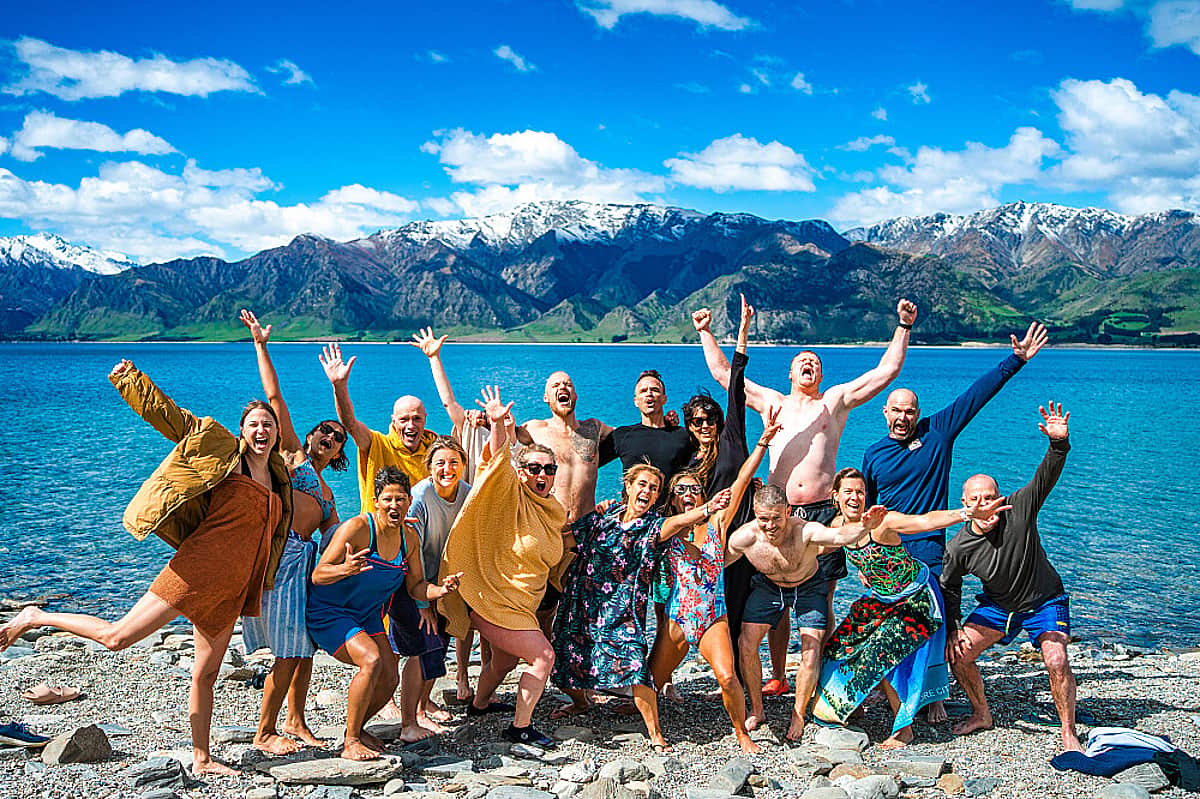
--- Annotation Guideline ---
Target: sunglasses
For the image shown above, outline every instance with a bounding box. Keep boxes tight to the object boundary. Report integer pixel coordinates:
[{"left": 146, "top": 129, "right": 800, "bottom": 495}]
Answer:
[
  {"left": 520, "top": 462, "right": 558, "bottom": 476},
  {"left": 317, "top": 422, "right": 347, "bottom": 444},
  {"left": 687, "top": 415, "right": 716, "bottom": 427},
  {"left": 673, "top": 484, "right": 704, "bottom": 496}
]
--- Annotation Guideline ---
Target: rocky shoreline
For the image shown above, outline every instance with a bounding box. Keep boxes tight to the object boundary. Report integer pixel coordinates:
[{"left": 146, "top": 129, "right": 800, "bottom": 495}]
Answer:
[{"left": 1, "top": 604, "right": 1198, "bottom": 799}]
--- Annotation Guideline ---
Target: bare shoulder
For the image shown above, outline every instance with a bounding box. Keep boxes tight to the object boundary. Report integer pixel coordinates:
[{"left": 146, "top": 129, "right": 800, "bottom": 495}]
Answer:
[
  {"left": 575, "top": 418, "right": 603, "bottom": 440},
  {"left": 728, "top": 520, "right": 757, "bottom": 551}
]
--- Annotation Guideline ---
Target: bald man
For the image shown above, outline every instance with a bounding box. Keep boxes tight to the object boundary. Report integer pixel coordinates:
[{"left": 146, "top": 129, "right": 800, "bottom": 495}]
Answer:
[
  {"left": 941, "top": 403, "right": 1080, "bottom": 752},
  {"left": 320, "top": 343, "right": 440, "bottom": 513}
]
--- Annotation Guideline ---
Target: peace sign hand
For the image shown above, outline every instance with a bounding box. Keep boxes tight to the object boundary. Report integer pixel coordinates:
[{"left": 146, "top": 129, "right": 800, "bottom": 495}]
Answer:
[
  {"left": 341, "top": 543, "right": 372, "bottom": 577},
  {"left": 758, "top": 405, "right": 783, "bottom": 447}
]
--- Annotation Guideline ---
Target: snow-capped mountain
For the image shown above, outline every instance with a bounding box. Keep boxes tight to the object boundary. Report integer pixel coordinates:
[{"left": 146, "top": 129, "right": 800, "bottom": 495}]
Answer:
[{"left": 0, "top": 233, "right": 134, "bottom": 275}]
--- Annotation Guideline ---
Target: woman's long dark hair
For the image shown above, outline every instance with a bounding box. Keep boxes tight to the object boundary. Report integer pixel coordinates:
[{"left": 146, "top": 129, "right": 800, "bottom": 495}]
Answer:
[{"left": 683, "top": 393, "right": 724, "bottom": 486}]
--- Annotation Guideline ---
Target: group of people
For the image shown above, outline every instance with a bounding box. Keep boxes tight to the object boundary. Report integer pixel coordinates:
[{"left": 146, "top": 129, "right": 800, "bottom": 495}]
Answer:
[{"left": 0, "top": 298, "right": 1087, "bottom": 776}]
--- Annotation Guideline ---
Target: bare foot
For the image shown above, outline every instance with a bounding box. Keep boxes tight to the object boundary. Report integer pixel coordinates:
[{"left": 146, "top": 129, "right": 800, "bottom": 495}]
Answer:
[
  {"left": 737, "top": 735, "right": 762, "bottom": 754},
  {"left": 193, "top": 756, "right": 239, "bottom": 776},
  {"left": 785, "top": 708, "right": 806, "bottom": 742},
  {"left": 1060, "top": 732, "right": 1084, "bottom": 753},
  {"left": 281, "top": 723, "right": 325, "bottom": 747},
  {"left": 253, "top": 732, "right": 300, "bottom": 756},
  {"left": 661, "top": 682, "right": 682, "bottom": 703},
  {"left": 952, "top": 713, "right": 993, "bottom": 736},
  {"left": 360, "top": 730, "right": 387, "bottom": 751},
  {"left": 377, "top": 699, "right": 403, "bottom": 720},
  {"left": 550, "top": 700, "right": 592, "bottom": 720},
  {"left": 423, "top": 704, "right": 454, "bottom": 723},
  {"left": 924, "top": 700, "right": 948, "bottom": 724},
  {"left": 416, "top": 714, "right": 448, "bottom": 734},
  {"left": 341, "top": 738, "right": 382, "bottom": 761},
  {"left": 0, "top": 606, "right": 42, "bottom": 650},
  {"left": 878, "top": 726, "right": 914, "bottom": 749},
  {"left": 745, "top": 713, "right": 763, "bottom": 732},
  {"left": 399, "top": 723, "right": 434, "bottom": 743}
]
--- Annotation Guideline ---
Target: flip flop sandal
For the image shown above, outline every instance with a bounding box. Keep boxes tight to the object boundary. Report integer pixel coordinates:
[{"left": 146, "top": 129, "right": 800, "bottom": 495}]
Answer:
[{"left": 21, "top": 684, "right": 81, "bottom": 705}]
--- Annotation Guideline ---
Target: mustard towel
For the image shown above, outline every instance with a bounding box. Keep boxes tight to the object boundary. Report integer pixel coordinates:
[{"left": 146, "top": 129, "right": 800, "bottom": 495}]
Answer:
[{"left": 441, "top": 451, "right": 566, "bottom": 638}]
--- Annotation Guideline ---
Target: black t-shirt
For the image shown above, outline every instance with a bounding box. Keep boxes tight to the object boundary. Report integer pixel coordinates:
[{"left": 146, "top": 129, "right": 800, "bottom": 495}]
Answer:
[{"left": 600, "top": 423, "right": 695, "bottom": 506}]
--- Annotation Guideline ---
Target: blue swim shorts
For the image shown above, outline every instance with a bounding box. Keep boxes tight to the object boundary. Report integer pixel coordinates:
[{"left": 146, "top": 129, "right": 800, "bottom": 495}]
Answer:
[
  {"left": 306, "top": 604, "right": 387, "bottom": 656},
  {"left": 965, "top": 593, "right": 1070, "bottom": 646},
  {"left": 742, "top": 571, "right": 828, "bottom": 631}
]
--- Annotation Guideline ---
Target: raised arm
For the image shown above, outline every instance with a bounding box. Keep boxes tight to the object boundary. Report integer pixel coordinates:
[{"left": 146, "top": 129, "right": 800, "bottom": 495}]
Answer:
[
  {"left": 476, "top": 385, "right": 514, "bottom": 461},
  {"left": 1007, "top": 402, "right": 1071, "bottom": 515},
  {"left": 319, "top": 343, "right": 372, "bottom": 454},
  {"left": 693, "top": 304, "right": 778, "bottom": 413},
  {"left": 880, "top": 496, "right": 1011, "bottom": 538},
  {"left": 717, "top": 405, "right": 782, "bottom": 531},
  {"left": 660, "top": 488, "right": 731, "bottom": 542},
  {"left": 411, "top": 327, "right": 467, "bottom": 430},
  {"left": 240, "top": 309, "right": 301, "bottom": 454},
  {"left": 109, "top": 360, "right": 203, "bottom": 443},
  {"left": 837, "top": 299, "right": 916, "bottom": 409},
  {"left": 806, "top": 505, "right": 888, "bottom": 546}
]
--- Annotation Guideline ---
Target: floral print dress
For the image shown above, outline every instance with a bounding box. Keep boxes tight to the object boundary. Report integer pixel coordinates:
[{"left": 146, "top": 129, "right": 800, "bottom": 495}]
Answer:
[{"left": 551, "top": 505, "right": 663, "bottom": 692}]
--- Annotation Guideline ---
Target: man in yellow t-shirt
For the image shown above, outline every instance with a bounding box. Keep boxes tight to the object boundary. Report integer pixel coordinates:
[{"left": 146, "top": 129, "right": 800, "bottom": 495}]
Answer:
[{"left": 320, "top": 343, "right": 439, "bottom": 512}]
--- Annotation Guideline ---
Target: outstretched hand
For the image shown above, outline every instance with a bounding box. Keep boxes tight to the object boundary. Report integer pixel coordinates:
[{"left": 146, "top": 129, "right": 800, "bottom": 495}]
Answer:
[
  {"left": 410, "top": 326, "right": 447, "bottom": 358},
  {"left": 1011, "top": 321, "right": 1049, "bottom": 362},
  {"left": 476, "top": 385, "right": 514, "bottom": 424},
  {"left": 966, "top": 496, "right": 1012, "bottom": 523},
  {"left": 239, "top": 309, "right": 271, "bottom": 344},
  {"left": 861, "top": 504, "right": 888, "bottom": 530},
  {"left": 319, "top": 343, "right": 355, "bottom": 384},
  {"left": 692, "top": 308, "right": 712, "bottom": 334},
  {"left": 897, "top": 299, "right": 917, "bottom": 326},
  {"left": 110, "top": 358, "right": 133, "bottom": 378},
  {"left": 1038, "top": 401, "right": 1070, "bottom": 440},
  {"left": 758, "top": 405, "right": 783, "bottom": 446}
]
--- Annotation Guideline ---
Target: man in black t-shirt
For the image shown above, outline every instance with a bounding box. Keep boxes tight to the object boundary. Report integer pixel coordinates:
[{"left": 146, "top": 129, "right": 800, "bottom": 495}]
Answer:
[{"left": 599, "top": 369, "right": 694, "bottom": 503}]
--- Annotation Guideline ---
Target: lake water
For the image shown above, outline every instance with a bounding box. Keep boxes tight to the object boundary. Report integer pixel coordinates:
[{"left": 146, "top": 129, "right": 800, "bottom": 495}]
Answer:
[{"left": 2, "top": 342, "right": 1197, "bottom": 647}]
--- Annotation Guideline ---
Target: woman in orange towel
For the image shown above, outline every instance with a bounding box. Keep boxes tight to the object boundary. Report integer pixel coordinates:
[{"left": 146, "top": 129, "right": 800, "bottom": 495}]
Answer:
[{"left": 0, "top": 359, "right": 293, "bottom": 776}]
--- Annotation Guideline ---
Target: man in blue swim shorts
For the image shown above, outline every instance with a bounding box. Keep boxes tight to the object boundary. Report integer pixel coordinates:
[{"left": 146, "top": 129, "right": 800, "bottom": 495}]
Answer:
[{"left": 941, "top": 402, "right": 1082, "bottom": 753}]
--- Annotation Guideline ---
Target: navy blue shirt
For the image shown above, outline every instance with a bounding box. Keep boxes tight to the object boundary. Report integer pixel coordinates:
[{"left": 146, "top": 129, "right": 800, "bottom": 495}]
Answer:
[{"left": 861, "top": 354, "right": 1025, "bottom": 542}]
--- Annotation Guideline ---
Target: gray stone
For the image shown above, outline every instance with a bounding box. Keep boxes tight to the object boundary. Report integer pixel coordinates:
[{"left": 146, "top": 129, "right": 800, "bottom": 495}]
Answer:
[
  {"left": 560, "top": 760, "right": 598, "bottom": 783},
  {"left": 800, "top": 789, "right": 849, "bottom": 799},
  {"left": 316, "top": 688, "right": 342, "bottom": 707},
  {"left": 897, "top": 775, "right": 936, "bottom": 789},
  {"left": 580, "top": 777, "right": 620, "bottom": 799},
  {"left": 684, "top": 789, "right": 734, "bottom": 799},
  {"left": 486, "top": 787, "right": 556, "bottom": 799},
  {"left": 825, "top": 749, "right": 864, "bottom": 766},
  {"left": 139, "top": 790, "right": 181, "bottom": 799},
  {"left": 623, "top": 781, "right": 660, "bottom": 799},
  {"left": 127, "top": 757, "right": 192, "bottom": 790},
  {"left": 269, "top": 755, "right": 405, "bottom": 785},
  {"left": 843, "top": 775, "right": 899, "bottom": 799},
  {"left": 41, "top": 725, "right": 112, "bottom": 765},
  {"left": 813, "top": 727, "right": 870, "bottom": 753},
  {"left": 786, "top": 747, "right": 835, "bottom": 775},
  {"left": 419, "top": 756, "right": 476, "bottom": 775},
  {"left": 309, "top": 788, "right": 355, "bottom": 799},
  {"left": 553, "top": 726, "right": 596, "bottom": 742},
  {"left": 880, "top": 755, "right": 947, "bottom": 778},
  {"left": 964, "top": 777, "right": 1001, "bottom": 797},
  {"left": 642, "top": 756, "right": 676, "bottom": 780},
  {"left": 599, "top": 759, "right": 650, "bottom": 784},
  {"left": 212, "top": 725, "right": 257, "bottom": 744},
  {"left": 552, "top": 781, "right": 583, "bottom": 799},
  {"left": 97, "top": 723, "right": 133, "bottom": 737},
  {"left": 711, "top": 758, "right": 755, "bottom": 794},
  {"left": 1097, "top": 786, "right": 1151, "bottom": 799},
  {"left": 385, "top": 778, "right": 408, "bottom": 796},
  {"left": 246, "top": 788, "right": 278, "bottom": 799},
  {"left": 510, "top": 743, "right": 545, "bottom": 759},
  {"left": 1114, "top": 764, "right": 1170, "bottom": 793},
  {"left": 610, "top": 733, "right": 645, "bottom": 745},
  {"left": 151, "top": 710, "right": 182, "bottom": 730}
]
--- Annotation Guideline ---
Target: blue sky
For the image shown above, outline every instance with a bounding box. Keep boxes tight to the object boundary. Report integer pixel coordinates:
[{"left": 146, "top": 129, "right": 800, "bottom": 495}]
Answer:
[{"left": 1, "top": 0, "right": 1198, "bottom": 262}]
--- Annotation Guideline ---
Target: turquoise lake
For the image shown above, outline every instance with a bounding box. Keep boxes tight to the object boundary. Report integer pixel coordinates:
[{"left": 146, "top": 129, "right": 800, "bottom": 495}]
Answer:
[{"left": 2, "top": 342, "right": 1197, "bottom": 647}]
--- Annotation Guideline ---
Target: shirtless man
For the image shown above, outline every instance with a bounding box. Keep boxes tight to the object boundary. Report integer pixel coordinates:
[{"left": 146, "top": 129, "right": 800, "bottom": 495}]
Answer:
[
  {"left": 698, "top": 298, "right": 917, "bottom": 691},
  {"left": 727, "top": 485, "right": 887, "bottom": 740}
]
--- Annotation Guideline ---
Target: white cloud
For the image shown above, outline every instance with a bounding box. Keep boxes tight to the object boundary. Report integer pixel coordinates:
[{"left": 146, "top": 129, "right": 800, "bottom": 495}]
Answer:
[
  {"left": 426, "top": 50, "right": 449, "bottom": 63},
  {"left": 267, "top": 59, "right": 314, "bottom": 85},
  {"left": 576, "top": 0, "right": 754, "bottom": 30},
  {"left": 872, "top": 106, "right": 888, "bottom": 121},
  {"left": 1148, "top": 1, "right": 1200, "bottom": 54},
  {"left": 665, "top": 133, "right": 816, "bottom": 192},
  {"left": 7, "top": 110, "right": 177, "bottom": 162},
  {"left": 3, "top": 37, "right": 258, "bottom": 101},
  {"left": 790, "top": 72, "right": 813, "bottom": 94},
  {"left": 0, "top": 158, "right": 419, "bottom": 262},
  {"left": 907, "top": 81, "right": 931, "bottom": 104},
  {"left": 838, "top": 135, "right": 896, "bottom": 152},
  {"left": 1066, "top": 0, "right": 1125, "bottom": 9},
  {"left": 738, "top": 83, "right": 753, "bottom": 94},
  {"left": 751, "top": 68, "right": 771, "bottom": 86},
  {"left": 1052, "top": 77, "right": 1200, "bottom": 211},
  {"left": 422, "top": 128, "right": 664, "bottom": 217},
  {"left": 0, "top": 136, "right": 8, "bottom": 156},
  {"left": 829, "top": 127, "right": 1060, "bottom": 226},
  {"left": 494, "top": 45, "right": 535, "bottom": 72}
]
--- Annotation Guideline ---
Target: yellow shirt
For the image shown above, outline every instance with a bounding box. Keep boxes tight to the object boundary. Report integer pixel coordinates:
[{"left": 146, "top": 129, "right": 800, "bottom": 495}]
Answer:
[{"left": 356, "top": 427, "right": 437, "bottom": 513}]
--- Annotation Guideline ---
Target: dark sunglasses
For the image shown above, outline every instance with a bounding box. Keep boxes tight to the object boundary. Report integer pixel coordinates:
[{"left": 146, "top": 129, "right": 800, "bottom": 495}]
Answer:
[
  {"left": 687, "top": 415, "right": 716, "bottom": 426},
  {"left": 673, "top": 484, "right": 704, "bottom": 496},
  {"left": 317, "top": 422, "right": 347, "bottom": 444},
  {"left": 520, "top": 462, "right": 558, "bottom": 476}
]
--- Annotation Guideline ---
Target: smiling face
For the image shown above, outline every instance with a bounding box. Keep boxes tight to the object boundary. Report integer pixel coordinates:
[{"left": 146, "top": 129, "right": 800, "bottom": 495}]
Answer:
[
  {"left": 962, "top": 474, "right": 1001, "bottom": 534},
  {"left": 625, "top": 469, "right": 663, "bottom": 518},
  {"left": 832, "top": 476, "right": 867, "bottom": 522},
  {"left": 375, "top": 482, "right": 412, "bottom": 529},
  {"left": 686, "top": 404, "right": 720, "bottom": 446},
  {"left": 753, "top": 503, "right": 790, "bottom": 543},
  {"left": 306, "top": 420, "right": 346, "bottom": 463},
  {"left": 668, "top": 474, "right": 705, "bottom": 514},
  {"left": 543, "top": 371, "right": 578, "bottom": 416},
  {"left": 883, "top": 389, "right": 921, "bottom": 441},
  {"left": 633, "top": 374, "right": 666, "bottom": 418},
  {"left": 428, "top": 446, "right": 465, "bottom": 492},
  {"left": 517, "top": 451, "right": 558, "bottom": 498},
  {"left": 789, "top": 351, "right": 823, "bottom": 392},
  {"left": 391, "top": 395, "right": 427, "bottom": 452},
  {"left": 241, "top": 407, "right": 278, "bottom": 457}
]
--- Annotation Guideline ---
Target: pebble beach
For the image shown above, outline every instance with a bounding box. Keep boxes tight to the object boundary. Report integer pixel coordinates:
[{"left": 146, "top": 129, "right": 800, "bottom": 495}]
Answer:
[{"left": 1, "top": 600, "right": 1198, "bottom": 799}]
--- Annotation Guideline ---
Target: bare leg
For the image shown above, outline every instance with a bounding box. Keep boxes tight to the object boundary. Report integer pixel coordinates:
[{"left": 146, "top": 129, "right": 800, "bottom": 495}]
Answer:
[
  {"left": 471, "top": 612, "right": 555, "bottom": 728},
  {"left": 1038, "top": 632, "right": 1082, "bottom": 752},
  {"left": 334, "top": 633, "right": 399, "bottom": 760},
  {"left": 698, "top": 619, "right": 758, "bottom": 754},
  {"left": 417, "top": 679, "right": 451, "bottom": 727},
  {"left": 738, "top": 622, "right": 771, "bottom": 730},
  {"left": 191, "top": 622, "right": 238, "bottom": 776},
  {"left": 949, "top": 624, "right": 1005, "bottom": 736},
  {"left": 767, "top": 614, "right": 790, "bottom": 684},
  {"left": 651, "top": 602, "right": 679, "bottom": 698},
  {"left": 877, "top": 680, "right": 914, "bottom": 749},
  {"left": 254, "top": 657, "right": 302, "bottom": 755},
  {"left": 648, "top": 617, "right": 689, "bottom": 704},
  {"left": 787, "top": 627, "right": 824, "bottom": 742},
  {"left": 455, "top": 632, "right": 475, "bottom": 700},
  {"left": 399, "top": 657, "right": 433, "bottom": 742},
  {"left": 631, "top": 683, "right": 668, "bottom": 749},
  {"left": 0, "top": 593, "right": 178, "bottom": 652},
  {"left": 281, "top": 658, "right": 323, "bottom": 746}
]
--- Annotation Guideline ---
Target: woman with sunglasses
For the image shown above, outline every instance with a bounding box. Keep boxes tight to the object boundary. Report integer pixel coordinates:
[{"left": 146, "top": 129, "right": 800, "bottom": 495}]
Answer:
[
  {"left": 647, "top": 406, "right": 782, "bottom": 753},
  {"left": 238, "top": 310, "right": 350, "bottom": 755},
  {"left": 439, "top": 387, "right": 567, "bottom": 749}
]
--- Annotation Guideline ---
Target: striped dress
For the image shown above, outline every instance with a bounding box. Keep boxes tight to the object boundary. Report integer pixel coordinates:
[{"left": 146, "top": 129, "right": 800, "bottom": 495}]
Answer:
[{"left": 242, "top": 460, "right": 334, "bottom": 658}]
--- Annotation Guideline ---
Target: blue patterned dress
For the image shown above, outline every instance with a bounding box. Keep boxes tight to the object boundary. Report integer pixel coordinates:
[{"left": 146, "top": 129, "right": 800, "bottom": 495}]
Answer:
[{"left": 551, "top": 506, "right": 664, "bottom": 692}]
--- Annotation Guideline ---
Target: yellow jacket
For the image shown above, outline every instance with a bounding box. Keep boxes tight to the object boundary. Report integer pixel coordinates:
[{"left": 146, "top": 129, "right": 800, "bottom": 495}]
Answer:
[{"left": 109, "top": 365, "right": 293, "bottom": 590}]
